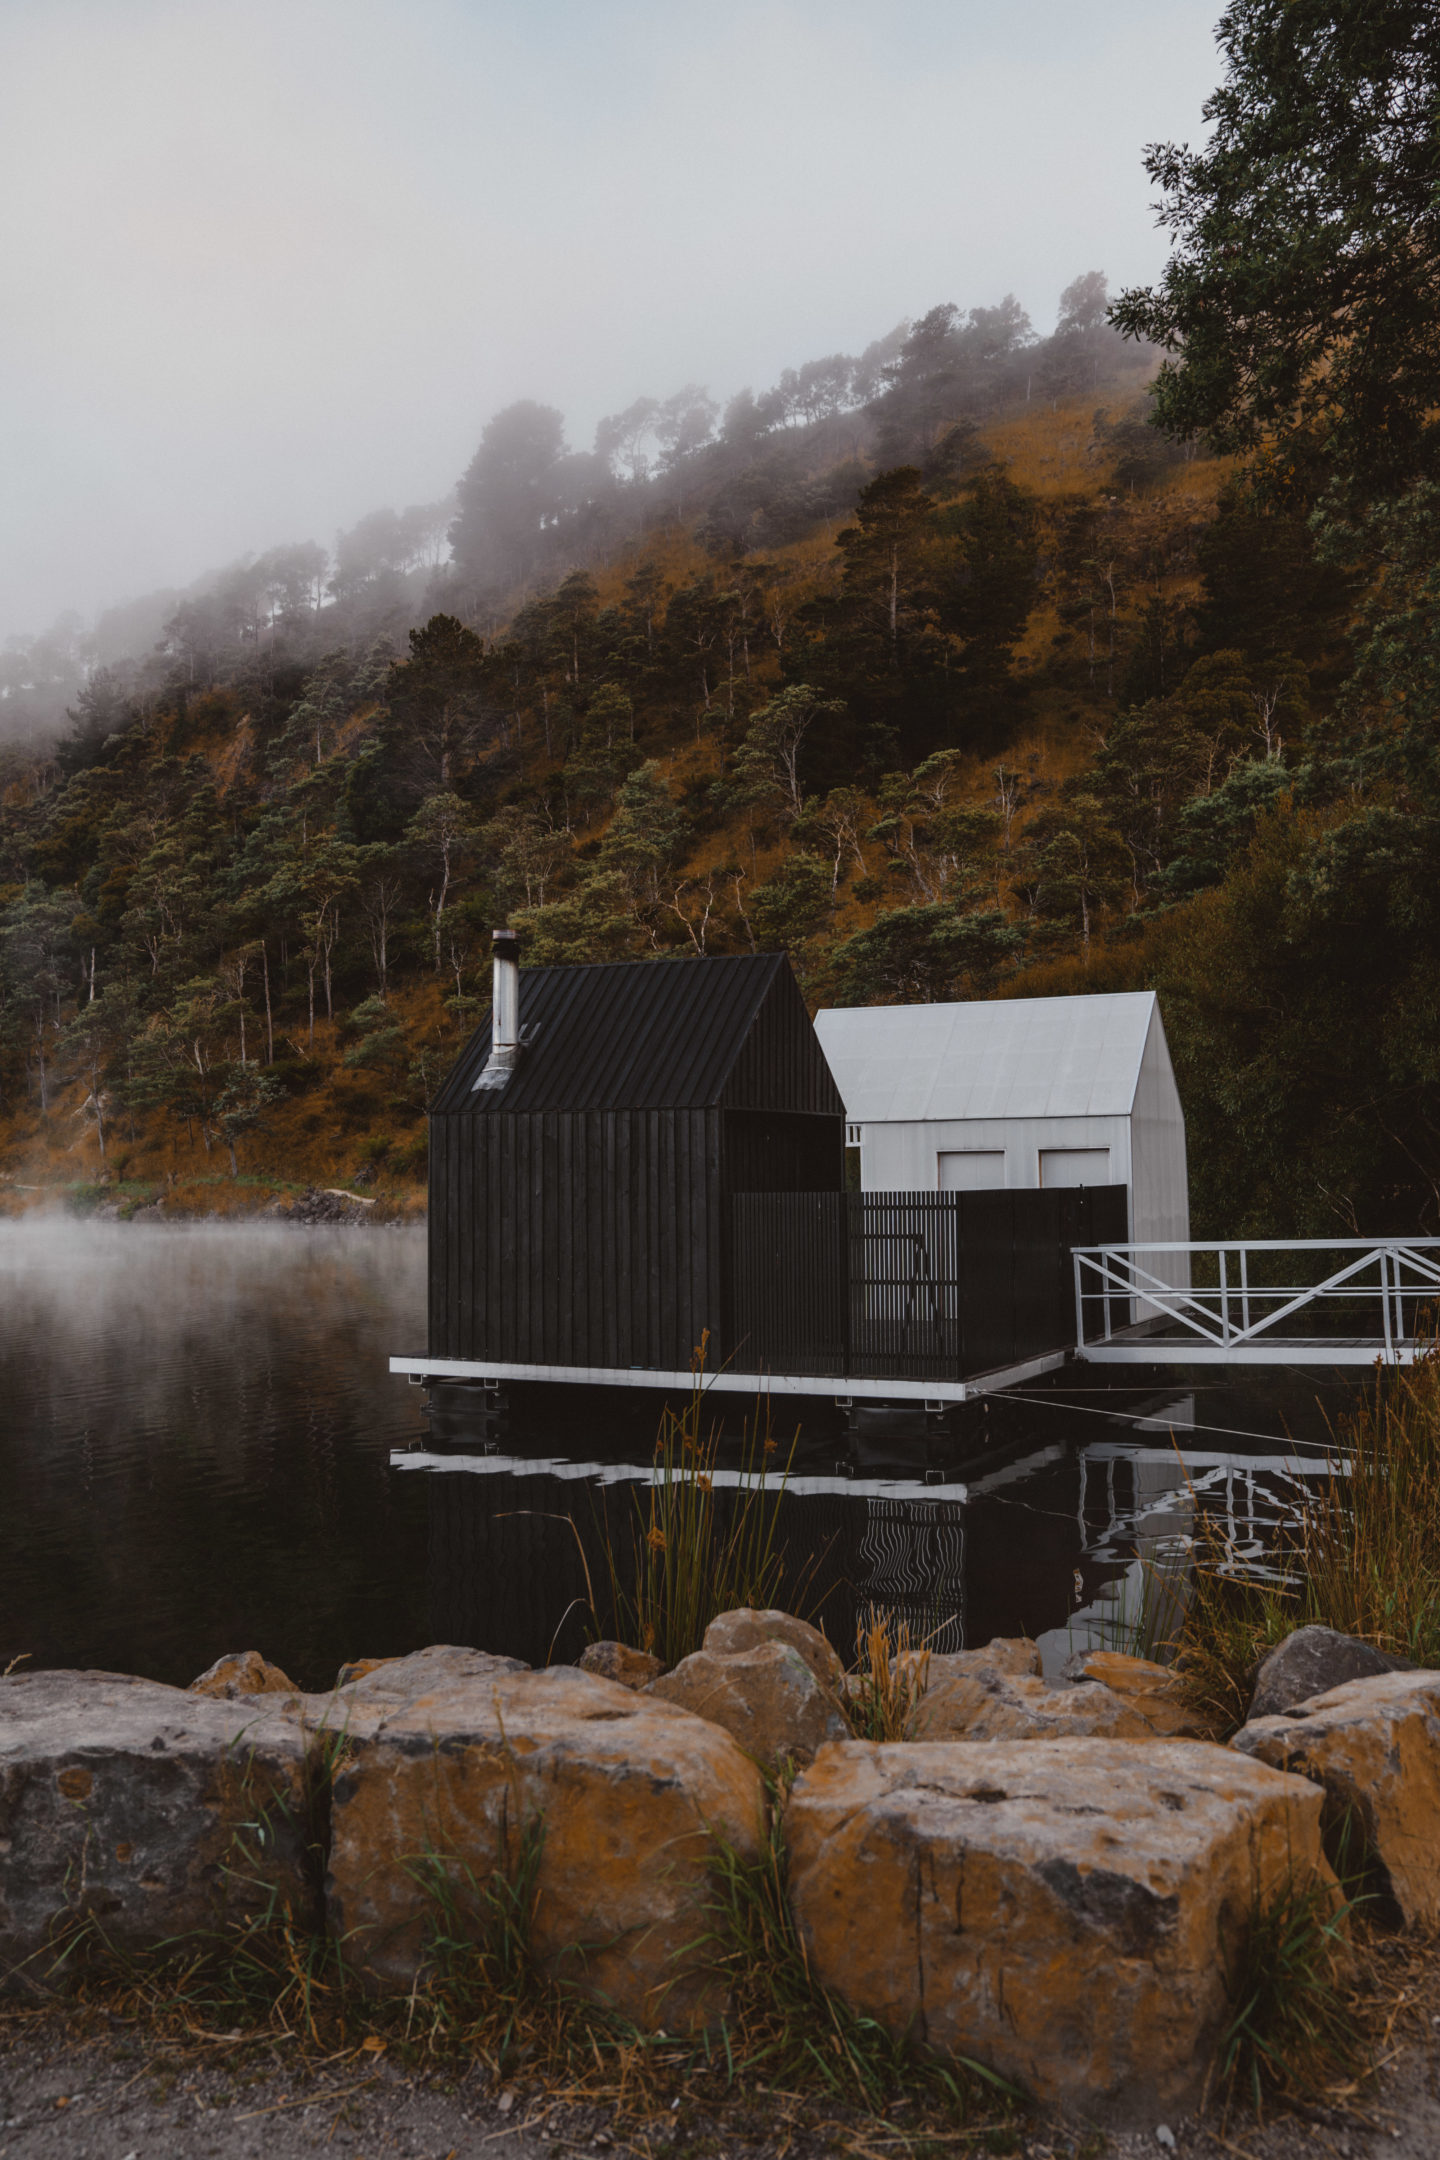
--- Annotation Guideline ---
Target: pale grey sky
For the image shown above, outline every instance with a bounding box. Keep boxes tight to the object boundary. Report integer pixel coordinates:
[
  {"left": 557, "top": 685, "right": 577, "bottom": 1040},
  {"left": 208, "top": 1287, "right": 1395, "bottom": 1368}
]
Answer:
[{"left": 0, "top": 0, "right": 1224, "bottom": 644}]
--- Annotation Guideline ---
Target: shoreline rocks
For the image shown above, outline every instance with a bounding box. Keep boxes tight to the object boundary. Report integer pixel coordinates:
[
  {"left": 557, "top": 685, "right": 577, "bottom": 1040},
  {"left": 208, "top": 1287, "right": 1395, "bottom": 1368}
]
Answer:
[
  {"left": 1059, "top": 1649, "right": 1210, "bottom": 1739},
  {"left": 578, "top": 1641, "right": 664, "bottom": 1690},
  {"left": 648, "top": 1639, "right": 849, "bottom": 1770},
  {"left": 7, "top": 1616, "right": 1439, "bottom": 2128},
  {"left": 189, "top": 1650, "right": 301, "bottom": 1699},
  {"left": 1246, "top": 1624, "right": 1414, "bottom": 1722},
  {"left": 701, "top": 1607, "right": 846, "bottom": 1693}
]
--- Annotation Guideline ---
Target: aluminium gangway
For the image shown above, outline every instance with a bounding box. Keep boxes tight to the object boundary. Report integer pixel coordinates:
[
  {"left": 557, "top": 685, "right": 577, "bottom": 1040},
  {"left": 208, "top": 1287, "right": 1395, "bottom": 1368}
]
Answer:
[{"left": 1072, "top": 1237, "right": 1440, "bottom": 1366}]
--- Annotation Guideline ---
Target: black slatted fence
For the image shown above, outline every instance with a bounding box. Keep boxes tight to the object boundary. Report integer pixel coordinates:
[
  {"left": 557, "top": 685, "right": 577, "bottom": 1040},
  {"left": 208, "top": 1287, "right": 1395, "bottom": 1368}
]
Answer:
[{"left": 730, "top": 1186, "right": 1128, "bottom": 1381}]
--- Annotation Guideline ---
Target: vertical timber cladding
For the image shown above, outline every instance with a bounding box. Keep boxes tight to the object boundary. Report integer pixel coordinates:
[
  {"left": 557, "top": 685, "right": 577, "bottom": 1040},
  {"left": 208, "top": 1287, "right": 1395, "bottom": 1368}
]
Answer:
[{"left": 426, "top": 953, "right": 844, "bottom": 1369}]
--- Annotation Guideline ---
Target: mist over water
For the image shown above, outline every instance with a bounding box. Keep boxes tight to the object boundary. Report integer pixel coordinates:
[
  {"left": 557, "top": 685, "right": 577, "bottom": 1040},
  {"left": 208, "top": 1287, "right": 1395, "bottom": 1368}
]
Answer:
[{"left": 0, "top": 1218, "right": 430, "bottom": 1689}]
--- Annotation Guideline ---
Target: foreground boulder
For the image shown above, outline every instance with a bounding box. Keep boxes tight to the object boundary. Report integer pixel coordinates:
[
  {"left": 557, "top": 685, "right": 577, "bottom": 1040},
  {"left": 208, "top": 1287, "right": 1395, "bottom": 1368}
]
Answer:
[
  {"left": 189, "top": 1651, "right": 300, "bottom": 1699},
  {"left": 1248, "top": 1626, "right": 1412, "bottom": 1721},
  {"left": 649, "top": 1641, "right": 848, "bottom": 1770},
  {"left": 0, "top": 1670, "right": 316, "bottom": 1996},
  {"left": 784, "top": 1737, "right": 1333, "bottom": 2124},
  {"left": 1060, "top": 1651, "right": 1210, "bottom": 1739},
  {"left": 1233, "top": 1668, "right": 1440, "bottom": 1925},
  {"left": 578, "top": 1641, "right": 664, "bottom": 1691},
  {"left": 325, "top": 1658, "right": 764, "bottom": 2028},
  {"left": 702, "top": 1608, "right": 845, "bottom": 1693}
]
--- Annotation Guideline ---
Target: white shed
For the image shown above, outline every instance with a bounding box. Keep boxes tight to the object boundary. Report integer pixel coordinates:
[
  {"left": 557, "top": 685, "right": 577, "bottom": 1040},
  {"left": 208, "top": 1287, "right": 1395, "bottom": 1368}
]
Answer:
[{"left": 813, "top": 990, "right": 1189, "bottom": 1248}]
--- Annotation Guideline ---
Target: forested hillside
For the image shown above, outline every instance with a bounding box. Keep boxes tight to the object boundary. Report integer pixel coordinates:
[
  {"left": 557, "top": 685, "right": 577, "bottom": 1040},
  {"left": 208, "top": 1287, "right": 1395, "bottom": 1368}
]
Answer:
[{"left": 5, "top": 8, "right": 1440, "bottom": 1262}]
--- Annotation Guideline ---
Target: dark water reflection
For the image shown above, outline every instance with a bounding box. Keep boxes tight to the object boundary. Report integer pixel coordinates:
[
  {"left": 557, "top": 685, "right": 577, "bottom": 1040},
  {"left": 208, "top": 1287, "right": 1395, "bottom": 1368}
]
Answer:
[{"left": 1, "top": 1219, "right": 1352, "bottom": 1689}]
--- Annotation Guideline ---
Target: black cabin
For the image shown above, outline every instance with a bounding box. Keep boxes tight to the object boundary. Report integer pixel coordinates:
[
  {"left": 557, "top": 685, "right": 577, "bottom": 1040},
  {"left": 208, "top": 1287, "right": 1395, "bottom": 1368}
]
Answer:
[{"left": 428, "top": 948, "right": 844, "bottom": 1372}]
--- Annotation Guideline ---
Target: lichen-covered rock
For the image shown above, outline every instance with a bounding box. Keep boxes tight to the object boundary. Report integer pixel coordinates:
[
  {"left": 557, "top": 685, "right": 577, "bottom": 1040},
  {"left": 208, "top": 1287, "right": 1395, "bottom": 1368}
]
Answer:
[
  {"left": 334, "top": 1645, "right": 527, "bottom": 1703},
  {"left": 1248, "top": 1626, "right": 1412, "bottom": 1722},
  {"left": 648, "top": 1641, "right": 849, "bottom": 1770},
  {"left": 1232, "top": 1668, "right": 1440, "bottom": 1925},
  {"left": 784, "top": 1737, "right": 1334, "bottom": 2125},
  {"left": 941, "top": 1637, "right": 1042, "bottom": 1680},
  {"left": 578, "top": 1641, "right": 664, "bottom": 1691},
  {"left": 1060, "top": 1651, "right": 1210, "bottom": 1739},
  {"left": 0, "top": 1669, "right": 316, "bottom": 1996},
  {"left": 189, "top": 1651, "right": 300, "bottom": 1700},
  {"left": 326, "top": 1662, "right": 764, "bottom": 2028},
  {"left": 334, "top": 1657, "right": 397, "bottom": 1689},
  {"left": 702, "top": 1608, "right": 845, "bottom": 1693},
  {"left": 910, "top": 1665, "right": 1159, "bottom": 1743}
]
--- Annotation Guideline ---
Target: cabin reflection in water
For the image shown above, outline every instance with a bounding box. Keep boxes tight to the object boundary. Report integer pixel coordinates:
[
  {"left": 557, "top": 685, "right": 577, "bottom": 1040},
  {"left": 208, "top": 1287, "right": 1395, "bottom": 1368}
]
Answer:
[
  {"left": 396, "top": 1390, "right": 1338, "bottom": 1677},
  {"left": 418, "top": 1458, "right": 972, "bottom": 1669}
]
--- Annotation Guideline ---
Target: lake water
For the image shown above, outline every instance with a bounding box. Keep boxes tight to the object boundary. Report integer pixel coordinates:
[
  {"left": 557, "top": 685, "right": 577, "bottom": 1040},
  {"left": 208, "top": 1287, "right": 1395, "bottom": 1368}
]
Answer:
[{"left": 0, "top": 1218, "right": 1352, "bottom": 1690}]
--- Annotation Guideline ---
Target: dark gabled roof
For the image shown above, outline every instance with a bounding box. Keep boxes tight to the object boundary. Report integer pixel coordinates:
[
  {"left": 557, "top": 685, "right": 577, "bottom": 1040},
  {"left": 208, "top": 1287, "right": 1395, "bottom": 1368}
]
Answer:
[{"left": 430, "top": 952, "right": 843, "bottom": 1116}]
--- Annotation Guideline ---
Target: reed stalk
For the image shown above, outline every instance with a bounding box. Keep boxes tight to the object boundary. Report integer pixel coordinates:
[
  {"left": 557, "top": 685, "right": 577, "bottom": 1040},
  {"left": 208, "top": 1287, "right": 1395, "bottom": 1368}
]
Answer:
[
  {"left": 1176, "top": 1338, "right": 1440, "bottom": 1732},
  {"left": 842, "top": 1609, "right": 931, "bottom": 1742},
  {"left": 595, "top": 1337, "right": 811, "bottom": 1670}
]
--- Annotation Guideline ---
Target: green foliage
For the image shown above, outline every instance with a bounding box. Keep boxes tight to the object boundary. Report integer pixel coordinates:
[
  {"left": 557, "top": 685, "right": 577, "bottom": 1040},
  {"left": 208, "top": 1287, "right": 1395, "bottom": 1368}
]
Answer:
[
  {"left": 1152, "top": 799, "right": 1440, "bottom": 1235},
  {"left": 513, "top": 871, "right": 639, "bottom": 965},
  {"left": 215, "top": 1065, "right": 285, "bottom": 1175},
  {"left": 1112, "top": 0, "right": 1440, "bottom": 502},
  {"left": 746, "top": 854, "right": 833, "bottom": 963},
  {"left": 1216, "top": 1869, "right": 1361, "bottom": 2114},
  {"left": 702, "top": 1782, "right": 1017, "bottom": 2115},
  {"left": 935, "top": 463, "right": 1040, "bottom": 704},
  {"left": 828, "top": 902, "right": 1021, "bottom": 1006},
  {"left": 598, "top": 760, "right": 691, "bottom": 900},
  {"left": 342, "top": 997, "right": 408, "bottom": 1074},
  {"left": 1154, "top": 758, "right": 1291, "bottom": 898}
]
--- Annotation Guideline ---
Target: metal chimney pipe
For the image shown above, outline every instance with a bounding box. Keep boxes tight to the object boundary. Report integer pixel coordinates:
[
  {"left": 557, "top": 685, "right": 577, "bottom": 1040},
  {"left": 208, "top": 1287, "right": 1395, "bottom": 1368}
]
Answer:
[
  {"left": 472, "top": 927, "right": 521, "bottom": 1091},
  {"left": 492, "top": 928, "right": 519, "bottom": 1055}
]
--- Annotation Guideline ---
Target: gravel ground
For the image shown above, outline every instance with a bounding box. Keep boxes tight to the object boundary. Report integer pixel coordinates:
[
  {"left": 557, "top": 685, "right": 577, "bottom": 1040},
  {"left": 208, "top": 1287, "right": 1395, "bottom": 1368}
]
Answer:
[{"left": 3, "top": 1997, "right": 1440, "bottom": 2160}]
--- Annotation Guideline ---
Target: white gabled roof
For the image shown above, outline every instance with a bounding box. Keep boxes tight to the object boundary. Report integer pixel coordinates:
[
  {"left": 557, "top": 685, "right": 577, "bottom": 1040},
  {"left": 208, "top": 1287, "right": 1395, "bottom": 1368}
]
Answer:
[{"left": 814, "top": 991, "right": 1160, "bottom": 1123}]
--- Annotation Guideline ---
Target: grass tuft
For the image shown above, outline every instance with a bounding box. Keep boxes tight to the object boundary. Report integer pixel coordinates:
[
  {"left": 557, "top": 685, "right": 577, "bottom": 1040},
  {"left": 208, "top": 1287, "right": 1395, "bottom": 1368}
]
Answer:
[
  {"left": 1175, "top": 1338, "right": 1440, "bottom": 1735},
  {"left": 700, "top": 1773, "right": 1018, "bottom": 2120},
  {"left": 594, "top": 1340, "right": 817, "bottom": 1670},
  {"left": 842, "top": 1609, "right": 931, "bottom": 1742},
  {"left": 1216, "top": 1868, "right": 1363, "bottom": 2117}
]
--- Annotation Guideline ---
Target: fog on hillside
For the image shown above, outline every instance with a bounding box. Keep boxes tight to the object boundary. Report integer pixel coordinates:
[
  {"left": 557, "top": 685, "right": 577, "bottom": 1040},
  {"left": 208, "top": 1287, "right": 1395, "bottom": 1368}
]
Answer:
[{"left": 0, "top": 279, "right": 1156, "bottom": 754}]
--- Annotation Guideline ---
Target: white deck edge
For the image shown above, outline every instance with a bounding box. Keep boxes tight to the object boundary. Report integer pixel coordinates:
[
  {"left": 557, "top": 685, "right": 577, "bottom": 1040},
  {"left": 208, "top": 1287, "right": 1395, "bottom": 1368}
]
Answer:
[
  {"left": 387, "top": 1349, "right": 1069, "bottom": 1402},
  {"left": 1078, "top": 1342, "right": 1416, "bottom": 1366}
]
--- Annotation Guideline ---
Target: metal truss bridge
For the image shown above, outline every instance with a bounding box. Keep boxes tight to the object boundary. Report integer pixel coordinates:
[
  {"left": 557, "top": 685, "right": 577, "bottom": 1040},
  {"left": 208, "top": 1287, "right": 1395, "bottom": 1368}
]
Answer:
[{"left": 1073, "top": 1237, "right": 1440, "bottom": 1366}]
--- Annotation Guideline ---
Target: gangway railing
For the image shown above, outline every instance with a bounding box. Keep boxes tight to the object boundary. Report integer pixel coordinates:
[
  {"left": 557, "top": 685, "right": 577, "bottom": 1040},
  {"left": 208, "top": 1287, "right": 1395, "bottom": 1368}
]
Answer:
[{"left": 1073, "top": 1238, "right": 1440, "bottom": 1365}]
